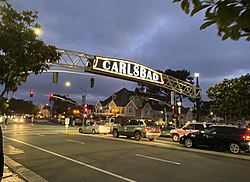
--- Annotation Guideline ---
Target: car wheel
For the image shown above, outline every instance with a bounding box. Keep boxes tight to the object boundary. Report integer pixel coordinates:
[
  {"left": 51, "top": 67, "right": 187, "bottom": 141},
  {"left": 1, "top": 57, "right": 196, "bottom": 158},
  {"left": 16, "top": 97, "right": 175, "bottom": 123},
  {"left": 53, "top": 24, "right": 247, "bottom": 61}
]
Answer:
[
  {"left": 172, "top": 134, "right": 179, "bottom": 142},
  {"left": 113, "top": 129, "right": 119, "bottom": 138},
  {"left": 229, "top": 142, "right": 241, "bottom": 154},
  {"left": 134, "top": 131, "right": 142, "bottom": 141},
  {"left": 149, "top": 138, "right": 155, "bottom": 141},
  {"left": 184, "top": 138, "right": 193, "bottom": 148},
  {"left": 92, "top": 129, "right": 96, "bottom": 134},
  {"left": 78, "top": 128, "right": 82, "bottom": 133}
]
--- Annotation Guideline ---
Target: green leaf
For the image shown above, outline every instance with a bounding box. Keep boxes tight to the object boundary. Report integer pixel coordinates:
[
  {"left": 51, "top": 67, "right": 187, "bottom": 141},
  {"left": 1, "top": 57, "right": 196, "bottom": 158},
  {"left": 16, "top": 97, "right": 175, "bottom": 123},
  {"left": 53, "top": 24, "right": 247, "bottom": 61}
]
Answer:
[
  {"left": 200, "top": 20, "right": 215, "bottom": 30},
  {"left": 181, "top": 0, "right": 190, "bottom": 14}
]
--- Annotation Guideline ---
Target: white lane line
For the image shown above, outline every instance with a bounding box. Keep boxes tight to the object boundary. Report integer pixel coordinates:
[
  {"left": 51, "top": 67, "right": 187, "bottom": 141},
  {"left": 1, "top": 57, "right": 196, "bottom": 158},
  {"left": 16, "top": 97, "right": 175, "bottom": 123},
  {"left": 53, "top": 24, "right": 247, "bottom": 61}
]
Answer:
[
  {"left": 4, "top": 136, "right": 137, "bottom": 182},
  {"left": 67, "top": 139, "right": 85, "bottom": 145},
  {"left": 136, "top": 154, "right": 181, "bottom": 165},
  {"left": 36, "top": 133, "right": 45, "bottom": 136}
]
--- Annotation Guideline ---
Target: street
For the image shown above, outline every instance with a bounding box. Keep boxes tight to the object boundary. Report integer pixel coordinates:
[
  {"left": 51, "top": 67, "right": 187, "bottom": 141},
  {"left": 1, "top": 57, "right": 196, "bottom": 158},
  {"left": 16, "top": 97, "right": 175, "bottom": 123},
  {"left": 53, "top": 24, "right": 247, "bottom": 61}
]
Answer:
[{"left": 2, "top": 122, "right": 250, "bottom": 182}]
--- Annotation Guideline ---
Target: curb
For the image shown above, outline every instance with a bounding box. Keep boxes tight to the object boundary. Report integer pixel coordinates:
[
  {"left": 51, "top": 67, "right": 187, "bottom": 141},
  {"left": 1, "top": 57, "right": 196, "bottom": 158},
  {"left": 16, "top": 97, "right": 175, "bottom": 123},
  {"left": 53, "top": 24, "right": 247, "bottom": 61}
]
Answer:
[{"left": 4, "top": 155, "right": 48, "bottom": 182}]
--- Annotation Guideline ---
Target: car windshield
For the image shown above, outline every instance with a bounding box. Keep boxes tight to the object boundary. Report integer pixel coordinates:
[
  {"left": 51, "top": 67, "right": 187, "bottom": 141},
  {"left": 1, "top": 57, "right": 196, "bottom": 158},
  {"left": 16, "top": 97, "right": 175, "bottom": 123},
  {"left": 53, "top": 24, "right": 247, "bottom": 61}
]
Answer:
[
  {"left": 95, "top": 121, "right": 105, "bottom": 125},
  {"left": 202, "top": 127, "right": 216, "bottom": 134},
  {"left": 145, "top": 120, "right": 157, "bottom": 126}
]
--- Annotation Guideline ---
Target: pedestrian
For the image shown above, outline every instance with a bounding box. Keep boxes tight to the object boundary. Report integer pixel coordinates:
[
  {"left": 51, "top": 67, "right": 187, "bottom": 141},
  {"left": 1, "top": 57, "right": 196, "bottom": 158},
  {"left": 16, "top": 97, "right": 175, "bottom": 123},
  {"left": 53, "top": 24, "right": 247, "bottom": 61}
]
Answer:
[{"left": 0, "top": 126, "right": 4, "bottom": 180}]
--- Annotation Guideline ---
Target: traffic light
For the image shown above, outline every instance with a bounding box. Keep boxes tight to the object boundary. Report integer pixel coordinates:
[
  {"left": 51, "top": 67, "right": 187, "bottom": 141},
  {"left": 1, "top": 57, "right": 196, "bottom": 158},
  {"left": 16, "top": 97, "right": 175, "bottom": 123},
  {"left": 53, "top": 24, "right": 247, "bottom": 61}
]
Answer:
[
  {"left": 83, "top": 104, "right": 88, "bottom": 113},
  {"left": 30, "top": 90, "right": 34, "bottom": 97},
  {"left": 49, "top": 93, "right": 54, "bottom": 101},
  {"left": 171, "top": 105, "right": 175, "bottom": 115},
  {"left": 52, "top": 72, "right": 59, "bottom": 84},
  {"left": 90, "top": 78, "right": 95, "bottom": 88}
]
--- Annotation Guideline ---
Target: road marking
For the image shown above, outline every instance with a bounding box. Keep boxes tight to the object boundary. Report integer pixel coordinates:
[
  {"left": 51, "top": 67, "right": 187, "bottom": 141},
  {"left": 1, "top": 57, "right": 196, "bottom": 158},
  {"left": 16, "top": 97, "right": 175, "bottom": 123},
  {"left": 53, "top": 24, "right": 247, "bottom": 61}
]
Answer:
[
  {"left": 36, "top": 133, "right": 45, "bottom": 136},
  {"left": 67, "top": 139, "right": 85, "bottom": 144},
  {"left": 4, "top": 136, "right": 137, "bottom": 182},
  {"left": 4, "top": 155, "right": 48, "bottom": 182},
  {"left": 136, "top": 154, "right": 181, "bottom": 165}
]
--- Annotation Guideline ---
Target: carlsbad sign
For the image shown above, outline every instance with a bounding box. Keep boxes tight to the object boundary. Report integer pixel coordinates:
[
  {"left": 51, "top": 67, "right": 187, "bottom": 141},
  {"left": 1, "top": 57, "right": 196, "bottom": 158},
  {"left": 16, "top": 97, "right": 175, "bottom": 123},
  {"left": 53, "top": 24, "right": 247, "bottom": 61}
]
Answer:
[{"left": 92, "top": 56, "right": 164, "bottom": 84}]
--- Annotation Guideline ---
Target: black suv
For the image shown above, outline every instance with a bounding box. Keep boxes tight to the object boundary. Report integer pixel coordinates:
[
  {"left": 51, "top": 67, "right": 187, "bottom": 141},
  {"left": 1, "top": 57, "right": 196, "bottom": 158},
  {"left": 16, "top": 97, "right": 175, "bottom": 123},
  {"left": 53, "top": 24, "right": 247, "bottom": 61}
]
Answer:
[{"left": 180, "top": 125, "right": 250, "bottom": 154}]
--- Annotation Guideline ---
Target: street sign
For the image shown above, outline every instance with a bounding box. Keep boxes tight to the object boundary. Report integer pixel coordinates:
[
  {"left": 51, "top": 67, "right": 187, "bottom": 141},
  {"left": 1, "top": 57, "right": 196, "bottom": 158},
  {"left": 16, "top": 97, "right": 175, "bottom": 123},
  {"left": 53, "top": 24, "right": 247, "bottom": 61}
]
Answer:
[{"left": 65, "top": 118, "right": 70, "bottom": 125}]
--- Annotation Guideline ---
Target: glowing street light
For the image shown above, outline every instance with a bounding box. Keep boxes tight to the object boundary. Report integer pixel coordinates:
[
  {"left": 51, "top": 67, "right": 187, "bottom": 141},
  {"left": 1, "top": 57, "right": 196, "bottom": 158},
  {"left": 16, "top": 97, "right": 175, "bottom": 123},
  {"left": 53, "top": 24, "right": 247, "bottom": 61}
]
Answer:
[
  {"left": 34, "top": 27, "right": 42, "bottom": 36},
  {"left": 65, "top": 81, "right": 71, "bottom": 87},
  {"left": 177, "top": 101, "right": 182, "bottom": 114},
  {"left": 194, "top": 72, "right": 200, "bottom": 87}
]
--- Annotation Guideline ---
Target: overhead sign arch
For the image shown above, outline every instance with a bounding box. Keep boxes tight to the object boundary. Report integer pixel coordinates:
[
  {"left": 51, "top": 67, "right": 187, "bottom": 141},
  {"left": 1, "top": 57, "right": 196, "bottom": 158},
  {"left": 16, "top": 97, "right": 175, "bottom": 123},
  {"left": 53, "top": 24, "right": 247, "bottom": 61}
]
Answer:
[{"left": 49, "top": 49, "right": 201, "bottom": 99}]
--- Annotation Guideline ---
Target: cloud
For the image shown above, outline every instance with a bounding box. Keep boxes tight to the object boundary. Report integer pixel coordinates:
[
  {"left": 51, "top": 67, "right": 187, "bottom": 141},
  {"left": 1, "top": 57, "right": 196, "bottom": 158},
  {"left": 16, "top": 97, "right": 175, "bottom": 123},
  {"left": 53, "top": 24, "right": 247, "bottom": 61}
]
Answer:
[{"left": 8, "top": 0, "right": 250, "bottom": 106}]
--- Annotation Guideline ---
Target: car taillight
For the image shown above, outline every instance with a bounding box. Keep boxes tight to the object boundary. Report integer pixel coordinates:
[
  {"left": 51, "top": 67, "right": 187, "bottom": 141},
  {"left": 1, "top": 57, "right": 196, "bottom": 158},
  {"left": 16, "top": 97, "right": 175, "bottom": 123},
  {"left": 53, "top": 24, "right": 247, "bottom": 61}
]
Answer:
[
  {"left": 242, "top": 135, "right": 250, "bottom": 141},
  {"left": 144, "top": 127, "right": 150, "bottom": 132},
  {"left": 157, "top": 127, "right": 161, "bottom": 132}
]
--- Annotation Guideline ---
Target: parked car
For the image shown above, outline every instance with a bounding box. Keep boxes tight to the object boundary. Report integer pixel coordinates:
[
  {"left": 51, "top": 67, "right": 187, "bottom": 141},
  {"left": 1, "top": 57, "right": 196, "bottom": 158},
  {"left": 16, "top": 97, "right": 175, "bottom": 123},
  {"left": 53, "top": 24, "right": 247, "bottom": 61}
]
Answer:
[
  {"left": 78, "top": 121, "right": 110, "bottom": 134},
  {"left": 106, "top": 119, "right": 122, "bottom": 134},
  {"left": 160, "top": 125, "right": 176, "bottom": 137},
  {"left": 112, "top": 119, "right": 161, "bottom": 141},
  {"left": 170, "top": 122, "right": 213, "bottom": 142},
  {"left": 180, "top": 125, "right": 250, "bottom": 154}
]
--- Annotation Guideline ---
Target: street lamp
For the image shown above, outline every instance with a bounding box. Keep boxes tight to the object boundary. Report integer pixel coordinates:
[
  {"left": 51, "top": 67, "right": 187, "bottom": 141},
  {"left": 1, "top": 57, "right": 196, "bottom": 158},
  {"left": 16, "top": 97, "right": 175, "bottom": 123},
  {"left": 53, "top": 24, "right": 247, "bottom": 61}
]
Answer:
[
  {"left": 210, "top": 111, "right": 214, "bottom": 122},
  {"left": 194, "top": 72, "right": 200, "bottom": 87},
  {"left": 176, "top": 101, "right": 182, "bottom": 128},
  {"left": 177, "top": 101, "right": 182, "bottom": 114},
  {"left": 194, "top": 72, "right": 200, "bottom": 121},
  {"left": 34, "top": 27, "right": 42, "bottom": 36}
]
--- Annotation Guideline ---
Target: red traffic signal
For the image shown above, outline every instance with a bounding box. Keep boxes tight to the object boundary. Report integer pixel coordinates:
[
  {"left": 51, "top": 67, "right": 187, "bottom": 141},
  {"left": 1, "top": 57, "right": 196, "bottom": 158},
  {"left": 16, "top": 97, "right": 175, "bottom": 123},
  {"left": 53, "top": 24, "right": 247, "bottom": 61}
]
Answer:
[
  {"left": 30, "top": 90, "right": 34, "bottom": 97},
  {"left": 83, "top": 104, "right": 88, "bottom": 113},
  {"left": 49, "top": 93, "right": 54, "bottom": 100},
  {"left": 171, "top": 105, "right": 175, "bottom": 115}
]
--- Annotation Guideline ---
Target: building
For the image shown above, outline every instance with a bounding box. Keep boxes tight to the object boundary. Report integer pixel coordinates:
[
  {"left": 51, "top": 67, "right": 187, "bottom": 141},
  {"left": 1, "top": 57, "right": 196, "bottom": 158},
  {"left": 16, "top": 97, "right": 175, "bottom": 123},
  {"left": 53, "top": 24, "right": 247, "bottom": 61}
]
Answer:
[
  {"left": 94, "top": 88, "right": 173, "bottom": 124},
  {"left": 37, "top": 104, "right": 50, "bottom": 118}
]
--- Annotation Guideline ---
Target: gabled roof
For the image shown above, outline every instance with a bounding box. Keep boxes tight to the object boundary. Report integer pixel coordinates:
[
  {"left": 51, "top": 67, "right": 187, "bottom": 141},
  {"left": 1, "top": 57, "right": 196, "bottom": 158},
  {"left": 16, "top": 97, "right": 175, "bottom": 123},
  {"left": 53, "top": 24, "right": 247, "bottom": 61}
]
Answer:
[
  {"left": 125, "top": 100, "right": 138, "bottom": 109},
  {"left": 101, "top": 88, "right": 134, "bottom": 107}
]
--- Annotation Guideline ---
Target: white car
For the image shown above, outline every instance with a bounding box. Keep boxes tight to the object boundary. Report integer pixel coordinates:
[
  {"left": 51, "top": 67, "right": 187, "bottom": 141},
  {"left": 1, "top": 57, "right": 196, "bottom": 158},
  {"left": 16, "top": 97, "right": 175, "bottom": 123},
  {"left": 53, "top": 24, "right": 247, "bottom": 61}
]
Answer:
[{"left": 78, "top": 121, "right": 110, "bottom": 134}]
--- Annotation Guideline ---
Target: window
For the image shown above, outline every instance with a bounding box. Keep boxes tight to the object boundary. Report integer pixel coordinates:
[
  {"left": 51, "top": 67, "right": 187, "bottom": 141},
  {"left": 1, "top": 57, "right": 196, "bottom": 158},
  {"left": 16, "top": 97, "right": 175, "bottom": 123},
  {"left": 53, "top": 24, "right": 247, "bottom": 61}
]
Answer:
[
  {"left": 145, "top": 120, "right": 157, "bottom": 126},
  {"left": 130, "top": 120, "right": 138, "bottom": 125},
  {"left": 123, "top": 120, "right": 130, "bottom": 125},
  {"left": 144, "top": 109, "right": 150, "bottom": 115},
  {"left": 128, "top": 107, "right": 134, "bottom": 114},
  {"left": 195, "top": 124, "right": 204, "bottom": 130},
  {"left": 183, "top": 124, "right": 195, "bottom": 130}
]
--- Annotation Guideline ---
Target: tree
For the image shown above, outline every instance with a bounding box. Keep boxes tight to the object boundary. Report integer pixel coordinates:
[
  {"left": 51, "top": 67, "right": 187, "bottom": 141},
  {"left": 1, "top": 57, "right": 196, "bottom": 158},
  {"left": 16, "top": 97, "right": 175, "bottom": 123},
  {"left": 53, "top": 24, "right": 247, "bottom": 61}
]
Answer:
[
  {"left": 137, "top": 69, "right": 194, "bottom": 102},
  {"left": 8, "top": 98, "right": 37, "bottom": 115},
  {"left": 0, "top": 1, "right": 61, "bottom": 177},
  {"left": 206, "top": 74, "right": 250, "bottom": 121},
  {"left": 173, "top": 0, "right": 250, "bottom": 41},
  {"left": 52, "top": 94, "right": 78, "bottom": 115},
  {"left": 0, "top": 0, "right": 61, "bottom": 101}
]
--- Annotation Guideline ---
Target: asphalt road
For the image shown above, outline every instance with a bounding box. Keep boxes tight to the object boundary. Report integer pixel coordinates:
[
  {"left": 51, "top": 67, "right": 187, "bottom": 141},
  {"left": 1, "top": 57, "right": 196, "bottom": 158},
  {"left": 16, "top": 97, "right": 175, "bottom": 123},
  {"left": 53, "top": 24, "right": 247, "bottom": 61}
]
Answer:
[{"left": 2, "top": 123, "right": 250, "bottom": 182}]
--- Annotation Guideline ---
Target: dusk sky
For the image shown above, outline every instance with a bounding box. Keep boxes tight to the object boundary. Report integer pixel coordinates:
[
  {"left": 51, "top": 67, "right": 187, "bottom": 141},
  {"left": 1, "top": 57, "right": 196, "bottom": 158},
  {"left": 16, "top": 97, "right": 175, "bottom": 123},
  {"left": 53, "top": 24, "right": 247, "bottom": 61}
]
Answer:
[{"left": 6, "top": 0, "right": 250, "bottom": 107}]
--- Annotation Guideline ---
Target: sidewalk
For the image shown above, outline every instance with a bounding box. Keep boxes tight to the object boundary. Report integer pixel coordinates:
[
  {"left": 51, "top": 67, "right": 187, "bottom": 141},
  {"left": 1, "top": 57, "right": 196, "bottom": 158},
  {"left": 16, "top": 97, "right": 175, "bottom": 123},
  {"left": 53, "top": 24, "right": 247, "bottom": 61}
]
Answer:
[{"left": 1, "top": 165, "right": 25, "bottom": 182}]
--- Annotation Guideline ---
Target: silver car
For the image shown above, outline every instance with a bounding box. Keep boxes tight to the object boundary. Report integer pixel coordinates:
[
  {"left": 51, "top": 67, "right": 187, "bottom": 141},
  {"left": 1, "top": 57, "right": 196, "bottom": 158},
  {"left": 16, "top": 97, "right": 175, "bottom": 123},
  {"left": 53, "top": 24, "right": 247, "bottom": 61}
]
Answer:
[{"left": 78, "top": 121, "right": 110, "bottom": 134}]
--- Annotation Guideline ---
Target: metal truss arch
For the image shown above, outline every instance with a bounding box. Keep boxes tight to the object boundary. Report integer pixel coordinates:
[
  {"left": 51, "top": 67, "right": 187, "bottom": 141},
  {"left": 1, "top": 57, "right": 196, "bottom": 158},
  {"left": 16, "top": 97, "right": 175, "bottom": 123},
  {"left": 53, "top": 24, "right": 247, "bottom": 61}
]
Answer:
[{"left": 50, "top": 49, "right": 201, "bottom": 99}]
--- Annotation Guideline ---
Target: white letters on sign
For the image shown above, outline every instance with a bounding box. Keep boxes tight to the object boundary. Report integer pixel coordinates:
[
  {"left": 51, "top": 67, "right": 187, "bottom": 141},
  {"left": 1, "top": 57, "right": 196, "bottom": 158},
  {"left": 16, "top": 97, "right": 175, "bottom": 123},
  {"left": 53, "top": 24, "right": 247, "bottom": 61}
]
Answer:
[{"left": 94, "top": 56, "right": 164, "bottom": 84}]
